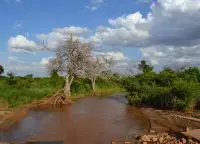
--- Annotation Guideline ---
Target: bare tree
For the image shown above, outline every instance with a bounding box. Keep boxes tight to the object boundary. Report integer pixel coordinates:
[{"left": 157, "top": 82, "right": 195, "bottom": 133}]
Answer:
[
  {"left": 48, "top": 35, "right": 91, "bottom": 103},
  {"left": 85, "top": 55, "right": 112, "bottom": 96},
  {"left": 47, "top": 58, "right": 59, "bottom": 75}
]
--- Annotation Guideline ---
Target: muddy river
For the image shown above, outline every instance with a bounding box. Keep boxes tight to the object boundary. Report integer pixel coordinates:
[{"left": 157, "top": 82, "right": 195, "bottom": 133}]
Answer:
[{"left": 0, "top": 93, "right": 150, "bottom": 144}]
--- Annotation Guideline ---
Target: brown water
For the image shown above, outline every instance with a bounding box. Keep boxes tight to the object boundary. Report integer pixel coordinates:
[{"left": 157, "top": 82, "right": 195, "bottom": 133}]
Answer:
[{"left": 0, "top": 93, "right": 150, "bottom": 144}]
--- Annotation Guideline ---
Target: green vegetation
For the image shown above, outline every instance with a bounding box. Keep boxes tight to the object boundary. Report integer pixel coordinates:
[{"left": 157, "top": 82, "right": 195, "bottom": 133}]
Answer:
[
  {"left": 0, "top": 71, "right": 122, "bottom": 108},
  {"left": 122, "top": 61, "right": 200, "bottom": 111},
  {"left": 0, "top": 65, "right": 4, "bottom": 76}
]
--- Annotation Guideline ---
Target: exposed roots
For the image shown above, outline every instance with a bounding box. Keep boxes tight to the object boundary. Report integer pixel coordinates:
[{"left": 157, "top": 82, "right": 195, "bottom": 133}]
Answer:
[{"left": 38, "top": 91, "right": 72, "bottom": 106}]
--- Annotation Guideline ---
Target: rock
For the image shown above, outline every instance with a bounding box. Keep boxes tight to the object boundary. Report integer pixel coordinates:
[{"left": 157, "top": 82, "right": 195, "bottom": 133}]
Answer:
[
  {"left": 141, "top": 135, "right": 151, "bottom": 142},
  {"left": 150, "top": 129, "right": 156, "bottom": 133},
  {"left": 181, "top": 138, "right": 186, "bottom": 144},
  {"left": 152, "top": 137, "right": 158, "bottom": 142},
  {"left": 142, "top": 142, "right": 147, "bottom": 144},
  {"left": 159, "top": 137, "right": 164, "bottom": 143}
]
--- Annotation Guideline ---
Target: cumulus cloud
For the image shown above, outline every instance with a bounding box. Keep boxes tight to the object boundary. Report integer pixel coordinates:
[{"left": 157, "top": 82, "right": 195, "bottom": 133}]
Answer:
[
  {"left": 8, "top": 26, "right": 89, "bottom": 53},
  {"left": 91, "top": 0, "right": 200, "bottom": 67},
  {"left": 36, "top": 26, "right": 89, "bottom": 51},
  {"left": 141, "top": 44, "right": 200, "bottom": 68},
  {"left": 5, "top": 58, "right": 47, "bottom": 76},
  {"left": 8, "top": 35, "right": 40, "bottom": 53},
  {"left": 53, "top": 26, "right": 88, "bottom": 36},
  {"left": 93, "top": 51, "right": 127, "bottom": 61},
  {"left": 100, "top": 51, "right": 127, "bottom": 61},
  {"left": 89, "top": 12, "right": 150, "bottom": 47},
  {"left": 40, "top": 57, "right": 55, "bottom": 65}
]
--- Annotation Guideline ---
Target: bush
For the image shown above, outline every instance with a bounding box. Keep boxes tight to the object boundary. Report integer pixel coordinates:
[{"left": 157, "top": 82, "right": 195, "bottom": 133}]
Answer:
[
  {"left": 123, "top": 65, "right": 200, "bottom": 111},
  {"left": 170, "top": 80, "right": 200, "bottom": 110}
]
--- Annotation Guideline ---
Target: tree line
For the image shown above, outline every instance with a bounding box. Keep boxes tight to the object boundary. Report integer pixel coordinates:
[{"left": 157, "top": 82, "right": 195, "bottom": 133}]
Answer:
[{"left": 122, "top": 60, "right": 200, "bottom": 111}]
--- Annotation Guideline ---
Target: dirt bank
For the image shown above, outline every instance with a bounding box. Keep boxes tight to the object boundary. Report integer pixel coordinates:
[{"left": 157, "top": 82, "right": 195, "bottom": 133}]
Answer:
[
  {"left": 0, "top": 103, "right": 37, "bottom": 131},
  {"left": 139, "top": 108, "right": 200, "bottom": 143},
  {"left": 141, "top": 108, "right": 200, "bottom": 133},
  {"left": 0, "top": 92, "right": 67, "bottom": 131}
]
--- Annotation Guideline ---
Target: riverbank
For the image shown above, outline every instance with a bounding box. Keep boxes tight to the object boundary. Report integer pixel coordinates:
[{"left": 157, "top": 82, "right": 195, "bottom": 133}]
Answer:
[
  {"left": 138, "top": 108, "right": 200, "bottom": 143},
  {"left": 0, "top": 89, "right": 123, "bottom": 131},
  {"left": 141, "top": 108, "right": 200, "bottom": 133}
]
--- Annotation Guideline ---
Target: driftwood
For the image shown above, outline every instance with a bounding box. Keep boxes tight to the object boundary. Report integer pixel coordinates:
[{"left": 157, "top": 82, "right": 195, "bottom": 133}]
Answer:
[{"left": 38, "top": 92, "right": 69, "bottom": 106}]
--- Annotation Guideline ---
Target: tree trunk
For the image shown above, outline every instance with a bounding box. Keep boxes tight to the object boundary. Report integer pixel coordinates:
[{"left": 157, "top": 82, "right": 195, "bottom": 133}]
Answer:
[
  {"left": 63, "top": 74, "right": 74, "bottom": 104},
  {"left": 91, "top": 77, "right": 96, "bottom": 96}
]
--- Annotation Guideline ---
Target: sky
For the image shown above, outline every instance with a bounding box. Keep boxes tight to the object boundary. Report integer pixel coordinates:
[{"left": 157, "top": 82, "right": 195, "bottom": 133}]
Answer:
[{"left": 1, "top": 0, "right": 200, "bottom": 76}]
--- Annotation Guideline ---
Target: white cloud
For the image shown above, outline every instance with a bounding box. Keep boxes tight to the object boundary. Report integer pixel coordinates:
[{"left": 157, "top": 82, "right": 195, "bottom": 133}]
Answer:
[
  {"left": 54, "top": 26, "right": 89, "bottom": 36},
  {"left": 141, "top": 44, "right": 200, "bottom": 68},
  {"left": 94, "top": 51, "right": 127, "bottom": 61},
  {"left": 8, "top": 26, "right": 89, "bottom": 53},
  {"left": 90, "top": 12, "right": 150, "bottom": 47},
  {"left": 36, "top": 26, "right": 89, "bottom": 51},
  {"left": 8, "top": 56, "right": 18, "bottom": 61},
  {"left": 4, "top": 56, "right": 56, "bottom": 76},
  {"left": 8, "top": 35, "right": 40, "bottom": 53},
  {"left": 103, "top": 51, "right": 128, "bottom": 61},
  {"left": 91, "top": 0, "right": 200, "bottom": 67},
  {"left": 5, "top": 59, "right": 47, "bottom": 76},
  {"left": 40, "top": 57, "right": 55, "bottom": 65}
]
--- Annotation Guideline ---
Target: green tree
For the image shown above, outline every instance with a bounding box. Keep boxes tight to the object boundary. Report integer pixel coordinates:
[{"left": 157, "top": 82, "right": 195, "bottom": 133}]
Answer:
[
  {"left": 157, "top": 67, "right": 176, "bottom": 86},
  {"left": 179, "top": 67, "right": 200, "bottom": 83},
  {"left": 0, "top": 65, "right": 4, "bottom": 75},
  {"left": 138, "top": 60, "right": 153, "bottom": 73}
]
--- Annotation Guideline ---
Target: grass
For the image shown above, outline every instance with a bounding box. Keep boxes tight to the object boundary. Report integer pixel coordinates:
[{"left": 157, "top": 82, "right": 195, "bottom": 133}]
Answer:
[{"left": 0, "top": 76, "right": 123, "bottom": 108}]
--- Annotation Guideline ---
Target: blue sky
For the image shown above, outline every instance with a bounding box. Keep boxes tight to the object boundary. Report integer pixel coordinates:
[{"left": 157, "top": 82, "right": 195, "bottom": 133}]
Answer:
[{"left": 1, "top": 0, "right": 200, "bottom": 76}]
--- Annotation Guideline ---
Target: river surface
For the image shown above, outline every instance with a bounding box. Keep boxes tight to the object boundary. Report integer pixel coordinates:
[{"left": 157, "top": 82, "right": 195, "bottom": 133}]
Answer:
[{"left": 0, "top": 93, "right": 150, "bottom": 144}]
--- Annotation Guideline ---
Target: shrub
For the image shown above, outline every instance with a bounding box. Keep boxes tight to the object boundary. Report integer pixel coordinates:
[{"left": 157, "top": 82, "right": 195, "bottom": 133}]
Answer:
[
  {"left": 123, "top": 64, "right": 200, "bottom": 111},
  {"left": 170, "top": 80, "right": 200, "bottom": 110}
]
